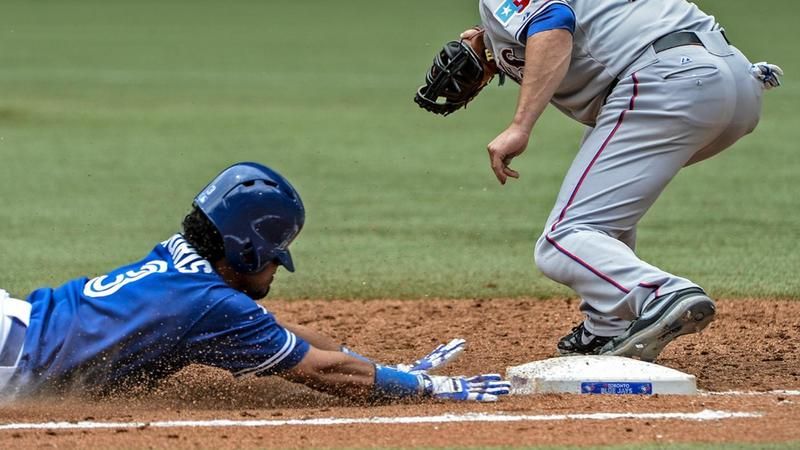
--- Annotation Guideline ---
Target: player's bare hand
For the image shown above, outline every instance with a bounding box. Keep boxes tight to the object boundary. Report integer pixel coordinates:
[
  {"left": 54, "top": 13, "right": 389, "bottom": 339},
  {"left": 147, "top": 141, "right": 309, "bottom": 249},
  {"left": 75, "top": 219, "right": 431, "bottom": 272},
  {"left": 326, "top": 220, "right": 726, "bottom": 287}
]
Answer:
[
  {"left": 459, "top": 27, "right": 482, "bottom": 40},
  {"left": 487, "top": 125, "right": 529, "bottom": 184}
]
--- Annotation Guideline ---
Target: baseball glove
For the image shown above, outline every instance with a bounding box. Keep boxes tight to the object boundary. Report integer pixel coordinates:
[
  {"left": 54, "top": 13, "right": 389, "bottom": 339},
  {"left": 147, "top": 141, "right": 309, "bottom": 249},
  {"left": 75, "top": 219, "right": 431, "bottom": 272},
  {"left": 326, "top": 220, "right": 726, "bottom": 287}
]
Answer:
[{"left": 414, "top": 27, "right": 504, "bottom": 116}]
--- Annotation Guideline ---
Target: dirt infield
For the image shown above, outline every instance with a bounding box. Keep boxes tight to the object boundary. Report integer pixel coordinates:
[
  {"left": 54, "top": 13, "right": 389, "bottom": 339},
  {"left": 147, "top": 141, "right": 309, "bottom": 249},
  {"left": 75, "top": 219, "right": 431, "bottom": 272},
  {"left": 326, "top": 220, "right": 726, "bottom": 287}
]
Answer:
[{"left": 1, "top": 298, "right": 799, "bottom": 448}]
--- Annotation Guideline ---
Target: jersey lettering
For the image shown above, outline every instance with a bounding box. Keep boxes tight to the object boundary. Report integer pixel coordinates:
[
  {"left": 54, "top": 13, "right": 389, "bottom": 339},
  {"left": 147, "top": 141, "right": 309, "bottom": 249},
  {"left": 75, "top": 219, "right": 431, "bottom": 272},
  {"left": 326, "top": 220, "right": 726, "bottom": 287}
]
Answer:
[
  {"left": 83, "top": 260, "right": 168, "bottom": 298},
  {"left": 499, "top": 48, "right": 526, "bottom": 83},
  {"left": 161, "top": 234, "right": 214, "bottom": 274}
]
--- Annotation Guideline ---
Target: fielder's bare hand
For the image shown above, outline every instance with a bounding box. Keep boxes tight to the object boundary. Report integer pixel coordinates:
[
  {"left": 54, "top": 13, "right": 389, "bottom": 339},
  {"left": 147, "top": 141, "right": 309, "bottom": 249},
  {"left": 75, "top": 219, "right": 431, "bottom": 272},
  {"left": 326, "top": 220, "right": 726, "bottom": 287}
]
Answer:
[{"left": 488, "top": 124, "right": 529, "bottom": 184}]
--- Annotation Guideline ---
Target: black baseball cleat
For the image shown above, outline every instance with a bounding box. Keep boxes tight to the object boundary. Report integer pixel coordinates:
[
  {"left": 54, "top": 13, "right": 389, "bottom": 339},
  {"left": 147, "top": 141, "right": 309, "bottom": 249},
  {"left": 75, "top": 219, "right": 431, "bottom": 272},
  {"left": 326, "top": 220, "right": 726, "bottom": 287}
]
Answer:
[
  {"left": 599, "top": 287, "right": 716, "bottom": 362},
  {"left": 557, "top": 322, "right": 614, "bottom": 356}
]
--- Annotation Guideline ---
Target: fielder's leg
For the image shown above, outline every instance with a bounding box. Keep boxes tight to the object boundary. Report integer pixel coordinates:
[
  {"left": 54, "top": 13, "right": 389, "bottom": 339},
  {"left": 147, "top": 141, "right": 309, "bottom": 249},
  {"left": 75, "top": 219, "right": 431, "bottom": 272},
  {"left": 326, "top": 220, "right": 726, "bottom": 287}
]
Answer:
[{"left": 537, "top": 42, "right": 762, "bottom": 358}]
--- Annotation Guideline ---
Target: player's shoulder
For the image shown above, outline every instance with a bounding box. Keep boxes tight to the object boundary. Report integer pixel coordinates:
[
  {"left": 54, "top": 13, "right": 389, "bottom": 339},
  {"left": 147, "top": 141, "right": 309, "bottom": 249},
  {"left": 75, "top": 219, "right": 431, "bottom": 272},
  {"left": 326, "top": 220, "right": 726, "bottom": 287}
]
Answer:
[
  {"left": 155, "top": 233, "right": 240, "bottom": 303},
  {"left": 480, "top": 0, "right": 570, "bottom": 23},
  {"left": 481, "top": 0, "right": 572, "bottom": 42},
  {"left": 80, "top": 233, "right": 226, "bottom": 301},
  {"left": 201, "top": 289, "right": 268, "bottom": 323}
]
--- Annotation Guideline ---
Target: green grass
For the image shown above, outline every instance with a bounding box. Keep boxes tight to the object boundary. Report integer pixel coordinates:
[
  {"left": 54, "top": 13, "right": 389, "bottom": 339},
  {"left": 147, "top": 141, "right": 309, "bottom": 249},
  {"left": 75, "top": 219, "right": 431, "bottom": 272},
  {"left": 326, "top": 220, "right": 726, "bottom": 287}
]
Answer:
[{"left": 0, "top": 0, "right": 798, "bottom": 299}]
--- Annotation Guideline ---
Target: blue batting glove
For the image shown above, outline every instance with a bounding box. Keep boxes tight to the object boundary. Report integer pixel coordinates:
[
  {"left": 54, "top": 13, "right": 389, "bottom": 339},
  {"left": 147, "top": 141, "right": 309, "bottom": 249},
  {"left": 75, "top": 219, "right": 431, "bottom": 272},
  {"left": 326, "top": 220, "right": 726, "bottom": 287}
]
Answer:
[
  {"left": 393, "top": 338, "right": 466, "bottom": 374},
  {"left": 750, "top": 62, "right": 784, "bottom": 90},
  {"left": 420, "top": 373, "right": 511, "bottom": 402}
]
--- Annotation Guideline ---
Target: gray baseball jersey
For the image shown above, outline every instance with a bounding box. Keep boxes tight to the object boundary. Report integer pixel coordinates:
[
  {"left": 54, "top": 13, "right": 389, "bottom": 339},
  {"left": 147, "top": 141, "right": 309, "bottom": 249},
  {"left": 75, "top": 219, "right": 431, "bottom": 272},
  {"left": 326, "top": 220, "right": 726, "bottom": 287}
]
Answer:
[
  {"left": 477, "top": 0, "right": 766, "bottom": 338},
  {"left": 480, "top": 0, "right": 718, "bottom": 125}
]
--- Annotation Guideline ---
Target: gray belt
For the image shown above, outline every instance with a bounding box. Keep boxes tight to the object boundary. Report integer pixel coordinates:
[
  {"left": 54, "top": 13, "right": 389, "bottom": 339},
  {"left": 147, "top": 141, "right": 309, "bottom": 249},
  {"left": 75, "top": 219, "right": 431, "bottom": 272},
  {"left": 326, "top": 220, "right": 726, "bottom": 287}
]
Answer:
[{"left": 653, "top": 30, "right": 731, "bottom": 54}]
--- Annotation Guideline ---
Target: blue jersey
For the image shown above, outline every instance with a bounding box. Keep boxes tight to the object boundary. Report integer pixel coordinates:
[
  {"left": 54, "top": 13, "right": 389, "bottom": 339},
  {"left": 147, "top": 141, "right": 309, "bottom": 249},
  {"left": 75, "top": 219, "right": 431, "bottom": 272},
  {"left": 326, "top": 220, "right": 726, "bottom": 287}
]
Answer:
[{"left": 14, "top": 234, "right": 309, "bottom": 394}]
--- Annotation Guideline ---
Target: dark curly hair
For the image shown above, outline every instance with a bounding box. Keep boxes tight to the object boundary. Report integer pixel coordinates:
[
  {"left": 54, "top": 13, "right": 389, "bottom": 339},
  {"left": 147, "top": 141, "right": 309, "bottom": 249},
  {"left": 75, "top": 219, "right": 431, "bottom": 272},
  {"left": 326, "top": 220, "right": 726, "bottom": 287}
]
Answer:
[{"left": 181, "top": 206, "right": 225, "bottom": 264}]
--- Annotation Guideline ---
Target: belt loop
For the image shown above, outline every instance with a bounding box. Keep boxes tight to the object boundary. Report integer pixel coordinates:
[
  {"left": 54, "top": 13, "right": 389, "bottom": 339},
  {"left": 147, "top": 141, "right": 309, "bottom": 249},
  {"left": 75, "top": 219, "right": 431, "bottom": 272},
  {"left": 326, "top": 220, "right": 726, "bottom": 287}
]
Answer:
[
  {"left": 720, "top": 29, "right": 730, "bottom": 44},
  {"left": 603, "top": 77, "right": 621, "bottom": 105}
]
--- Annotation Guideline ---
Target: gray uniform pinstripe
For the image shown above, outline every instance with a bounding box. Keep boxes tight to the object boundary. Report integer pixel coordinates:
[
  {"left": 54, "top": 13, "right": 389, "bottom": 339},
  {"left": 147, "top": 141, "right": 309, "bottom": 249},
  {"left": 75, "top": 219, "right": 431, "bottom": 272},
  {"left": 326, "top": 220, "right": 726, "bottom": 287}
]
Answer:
[{"left": 480, "top": 0, "right": 763, "bottom": 335}]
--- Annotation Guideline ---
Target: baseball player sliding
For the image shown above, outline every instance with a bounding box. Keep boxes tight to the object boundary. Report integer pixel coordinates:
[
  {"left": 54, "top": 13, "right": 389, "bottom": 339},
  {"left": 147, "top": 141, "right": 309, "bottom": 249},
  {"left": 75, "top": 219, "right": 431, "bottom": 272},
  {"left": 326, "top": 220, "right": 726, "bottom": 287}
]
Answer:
[
  {"left": 415, "top": 0, "right": 782, "bottom": 360},
  {"left": 0, "top": 162, "right": 510, "bottom": 402}
]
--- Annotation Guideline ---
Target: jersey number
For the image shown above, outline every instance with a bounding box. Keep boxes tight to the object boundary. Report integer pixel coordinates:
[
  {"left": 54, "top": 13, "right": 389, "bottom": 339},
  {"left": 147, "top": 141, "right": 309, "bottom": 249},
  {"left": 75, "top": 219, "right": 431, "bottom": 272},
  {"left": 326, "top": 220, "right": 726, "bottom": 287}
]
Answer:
[{"left": 83, "top": 260, "right": 168, "bottom": 298}]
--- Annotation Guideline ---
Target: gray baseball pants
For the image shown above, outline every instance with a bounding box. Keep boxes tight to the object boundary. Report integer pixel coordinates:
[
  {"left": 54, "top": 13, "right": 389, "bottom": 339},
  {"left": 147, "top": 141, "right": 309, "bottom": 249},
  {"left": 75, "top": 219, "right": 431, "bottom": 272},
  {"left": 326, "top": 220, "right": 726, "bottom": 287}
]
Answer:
[{"left": 534, "top": 31, "right": 763, "bottom": 337}]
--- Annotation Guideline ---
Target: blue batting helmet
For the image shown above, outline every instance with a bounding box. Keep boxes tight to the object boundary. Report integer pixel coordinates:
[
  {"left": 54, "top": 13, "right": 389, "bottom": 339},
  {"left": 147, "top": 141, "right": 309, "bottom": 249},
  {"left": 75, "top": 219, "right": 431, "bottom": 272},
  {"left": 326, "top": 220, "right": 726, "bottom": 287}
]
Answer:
[{"left": 194, "top": 162, "right": 304, "bottom": 274}]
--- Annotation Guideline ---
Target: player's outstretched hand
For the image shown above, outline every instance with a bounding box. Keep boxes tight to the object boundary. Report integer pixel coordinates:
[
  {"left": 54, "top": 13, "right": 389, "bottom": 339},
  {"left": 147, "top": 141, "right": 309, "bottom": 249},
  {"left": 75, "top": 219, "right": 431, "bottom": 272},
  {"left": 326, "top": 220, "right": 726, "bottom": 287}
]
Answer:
[
  {"left": 487, "top": 124, "right": 529, "bottom": 184},
  {"left": 421, "top": 373, "right": 511, "bottom": 402},
  {"left": 750, "top": 62, "right": 784, "bottom": 90},
  {"left": 395, "top": 338, "right": 466, "bottom": 374}
]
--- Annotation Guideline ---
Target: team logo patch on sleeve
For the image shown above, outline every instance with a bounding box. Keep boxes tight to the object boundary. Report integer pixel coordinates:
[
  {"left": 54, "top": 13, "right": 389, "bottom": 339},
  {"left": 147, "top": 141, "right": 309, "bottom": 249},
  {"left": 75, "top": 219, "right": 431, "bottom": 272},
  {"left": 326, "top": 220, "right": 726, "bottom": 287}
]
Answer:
[{"left": 494, "top": 0, "right": 531, "bottom": 24}]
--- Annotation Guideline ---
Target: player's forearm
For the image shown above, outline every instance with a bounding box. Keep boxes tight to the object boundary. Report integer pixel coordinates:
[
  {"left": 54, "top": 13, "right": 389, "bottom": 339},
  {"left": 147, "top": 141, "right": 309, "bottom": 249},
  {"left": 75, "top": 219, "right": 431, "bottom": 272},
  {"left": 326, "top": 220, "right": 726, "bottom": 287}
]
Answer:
[
  {"left": 511, "top": 29, "right": 572, "bottom": 131},
  {"left": 280, "top": 321, "right": 342, "bottom": 351},
  {"left": 283, "top": 346, "right": 510, "bottom": 402},
  {"left": 285, "top": 347, "right": 429, "bottom": 401},
  {"left": 284, "top": 347, "right": 379, "bottom": 399},
  {"left": 281, "top": 321, "right": 380, "bottom": 364}
]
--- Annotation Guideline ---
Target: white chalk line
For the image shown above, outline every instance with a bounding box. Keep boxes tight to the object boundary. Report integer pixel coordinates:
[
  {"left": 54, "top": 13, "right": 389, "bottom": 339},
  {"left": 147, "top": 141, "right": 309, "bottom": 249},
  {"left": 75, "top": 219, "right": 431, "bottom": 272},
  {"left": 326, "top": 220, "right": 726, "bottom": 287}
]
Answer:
[
  {"left": 703, "top": 390, "right": 800, "bottom": 397},
  {"left": 0, "top": 410, "right": 761, "bottom": 431}
]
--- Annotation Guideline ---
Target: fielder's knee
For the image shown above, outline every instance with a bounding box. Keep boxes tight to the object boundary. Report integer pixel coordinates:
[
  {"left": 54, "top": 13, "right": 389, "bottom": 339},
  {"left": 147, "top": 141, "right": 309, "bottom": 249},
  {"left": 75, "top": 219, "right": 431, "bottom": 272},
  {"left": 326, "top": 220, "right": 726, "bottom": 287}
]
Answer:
[{"left": 534, "top": 232, "right": 563, "bottom": 281}]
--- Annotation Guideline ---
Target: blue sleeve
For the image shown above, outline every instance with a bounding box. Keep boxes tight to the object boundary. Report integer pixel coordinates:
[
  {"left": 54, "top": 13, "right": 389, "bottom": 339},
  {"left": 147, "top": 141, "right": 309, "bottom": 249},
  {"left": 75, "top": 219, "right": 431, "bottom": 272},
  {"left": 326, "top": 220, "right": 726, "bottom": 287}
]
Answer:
[
  {"left": 373, "top": 365, "right": 422, "bottom": 399},
  {"left": 523, "top": 3, "right": 575, "bottom": 41},
  {"left": 184, "top": 294, "right": 309, "bottom": 376}
]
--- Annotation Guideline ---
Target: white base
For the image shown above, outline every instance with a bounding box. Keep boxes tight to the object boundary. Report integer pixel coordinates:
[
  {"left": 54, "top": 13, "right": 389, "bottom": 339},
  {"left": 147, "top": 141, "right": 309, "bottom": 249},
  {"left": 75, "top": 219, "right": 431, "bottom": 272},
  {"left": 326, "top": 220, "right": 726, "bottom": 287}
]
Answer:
[{"left": 507, "top": 356, "right": 697, "bottom": 395}]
